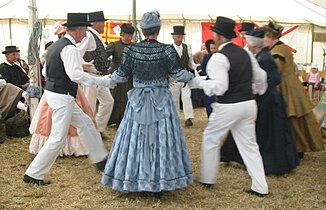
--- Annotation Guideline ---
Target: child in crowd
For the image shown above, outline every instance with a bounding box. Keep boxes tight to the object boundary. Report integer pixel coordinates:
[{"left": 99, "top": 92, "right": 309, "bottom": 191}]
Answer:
[{"left": 306, "top": 64, "right": 322, "bottom": 101}]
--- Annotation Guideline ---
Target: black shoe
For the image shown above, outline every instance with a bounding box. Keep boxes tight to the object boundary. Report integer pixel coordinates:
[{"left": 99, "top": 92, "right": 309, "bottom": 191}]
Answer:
[
  {"left": 185, "top": 119, "right": 193, "bottom": 127},
  {"left": 95, "top": 159, "right": 107, "bottom": 172},
  {"left": 23, "top": 174, "right": 51, "bottom": 186},
  {"left": 0, "top": 137, "right": 5, "bottom": 144},
  {"left": 243, "top": 188, "right": 268, "bottom": 197}
]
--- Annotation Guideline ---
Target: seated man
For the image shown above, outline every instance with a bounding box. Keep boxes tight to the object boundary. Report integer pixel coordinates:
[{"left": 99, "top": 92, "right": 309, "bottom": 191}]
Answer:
[
  {"left": 0, "top": 74, "right": 28, "bottom": 122},
  {"left": 0, "top": 46, "right": 29, "bottom": 90}
]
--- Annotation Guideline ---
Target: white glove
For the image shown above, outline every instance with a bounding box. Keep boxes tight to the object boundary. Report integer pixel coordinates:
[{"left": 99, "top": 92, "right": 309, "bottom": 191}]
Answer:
[
  {"left": 97, "top": 75, "right": 117, "bottom": 88},
  {"left": 22, "top": 91, "right": 29, "bottom": 105},
  {"left": 188, "top": 77, "right": 204, "bottom": 89},
  {"left": 0, "top": 78, "right": 6, "bottom": 88},
  {"left": 82, "top": 60, "right": 97, "bottom": 73},
  {"left": 194, "top": 69, "right": 200, "bottom": 77}
]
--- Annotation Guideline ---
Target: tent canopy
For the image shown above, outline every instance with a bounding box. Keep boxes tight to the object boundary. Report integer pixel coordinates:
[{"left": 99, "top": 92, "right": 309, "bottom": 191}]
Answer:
[{"left": 0, "top": 0, "right": 325, "bottom": 26}]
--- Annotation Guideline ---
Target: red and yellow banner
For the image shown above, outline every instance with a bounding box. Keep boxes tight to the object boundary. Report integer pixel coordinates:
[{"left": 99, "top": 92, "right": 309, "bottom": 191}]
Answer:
[{"left": 100, "top": 22, "right": 122, "bottom": 43}]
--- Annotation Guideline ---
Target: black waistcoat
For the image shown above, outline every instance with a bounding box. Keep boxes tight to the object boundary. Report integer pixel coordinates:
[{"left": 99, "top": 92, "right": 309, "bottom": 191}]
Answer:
[
  {"left": 83, "top": 30, "right": 109, "bottom": 75},
  {"left": 216, "top": 43, "right": 254, "bottom": 103},
  {"left": 45, "top": 38, "right": 78, "bottom": 97}
]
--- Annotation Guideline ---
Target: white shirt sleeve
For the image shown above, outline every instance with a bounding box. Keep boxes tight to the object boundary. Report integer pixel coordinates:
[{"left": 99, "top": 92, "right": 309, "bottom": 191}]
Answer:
[
  {"left": 187, "top": 44, "right": 199, "bottom": 70},
  {"left": 245, "top": 49, "right": 267, "bottom": 95},
  {"left": 42, "top": 63, "right": 47, "bottom": 77},
  {"left": 196, "top": 53, "right": 230, "bottom": 96},
  {"left": 61, "top": 45, "right": 99, "bottom": 87},
  {"left": 76, "top": 31, "right": 96, "bottom": 58}
]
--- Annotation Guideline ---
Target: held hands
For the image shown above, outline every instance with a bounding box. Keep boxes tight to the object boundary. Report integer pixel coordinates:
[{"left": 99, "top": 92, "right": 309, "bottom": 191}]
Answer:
[
  {"left": 188, "top": 70, "right": 204, "bottom": 89},
  {"left": 82, "top": 60, "right": 97, "bottom": 73},
  {"left": 100, "top": 75, "right": 117, "bottom": 88}
]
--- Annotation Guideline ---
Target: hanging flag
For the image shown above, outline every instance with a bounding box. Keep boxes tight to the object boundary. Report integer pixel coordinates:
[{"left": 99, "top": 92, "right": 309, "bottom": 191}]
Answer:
[{"left": 101, "top": 22, "right": 122, "bottom": 43}]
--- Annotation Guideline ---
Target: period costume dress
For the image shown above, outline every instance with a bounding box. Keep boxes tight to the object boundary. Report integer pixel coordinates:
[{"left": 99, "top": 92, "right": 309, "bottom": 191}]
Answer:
[
  {"left": 29, "top": 86, "right": 95, "bottom": 156},
  {"left": 101, "top": 39, "right": 193, "bottom": 192},
  {"left": 107, "top": 39, "right": 133, "bottom": 126},
  {"left": 270, "top": 41, "right": 324, "bottom": 152},
  {"left": 221, "top": 47, "right": 300, "bottom": 175}
]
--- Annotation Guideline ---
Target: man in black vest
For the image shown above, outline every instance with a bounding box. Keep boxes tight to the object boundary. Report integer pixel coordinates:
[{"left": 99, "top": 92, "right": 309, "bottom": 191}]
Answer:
[
  {"left": 189, "top": 17, "right": 269, "bottom": 197},
  {"left": 169, "top": 26, "right": 197, "bottom": 127},
  {"left": 23, "top": 13, "right": 116, "bottom": 185},
  {"left": 78, "top": 11, "right": 114, "bottom": 139}
]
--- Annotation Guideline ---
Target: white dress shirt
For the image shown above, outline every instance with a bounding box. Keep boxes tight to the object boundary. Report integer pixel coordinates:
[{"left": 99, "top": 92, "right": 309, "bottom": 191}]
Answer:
[
  {"left": 192, "top": 41, "right": 267, "bottom": 97},
  {"left": 42, "top": 34, "right": 107, "bottom": 87},
  {"left": 172, "top": 42, "right": 198, "bottom": 70}
]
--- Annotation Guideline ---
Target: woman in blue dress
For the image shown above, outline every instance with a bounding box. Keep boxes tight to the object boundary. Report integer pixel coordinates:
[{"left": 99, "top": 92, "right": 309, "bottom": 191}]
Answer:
[{"left": 101, "top": 11, "right": 194, "bottom": 193}]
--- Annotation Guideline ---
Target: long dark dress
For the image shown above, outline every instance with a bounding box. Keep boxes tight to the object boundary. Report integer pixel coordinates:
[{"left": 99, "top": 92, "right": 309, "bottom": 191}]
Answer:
[
  {"left": 107, "top": 40, "right": 133, "bottom": 126},
  {"left": 221, "top": 48, "right": 299, "bottom": 175}
]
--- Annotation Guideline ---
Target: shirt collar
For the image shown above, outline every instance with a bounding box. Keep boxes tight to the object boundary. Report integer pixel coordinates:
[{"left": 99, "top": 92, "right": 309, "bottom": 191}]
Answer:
[
  {"left": 173, "top": 42, "right": 183, "bottom": 49},
  {"left": 4, "top": 60, "right": 14, "bottom": 66},
  {"left": 64, "top": 34, "right": 77, "bottom": 45},
  {"left": 88, "top": 27, "right": 102, "bottom": 39},
  {"left": 218, "top": 41, "right": 232, "bottom": 51}
]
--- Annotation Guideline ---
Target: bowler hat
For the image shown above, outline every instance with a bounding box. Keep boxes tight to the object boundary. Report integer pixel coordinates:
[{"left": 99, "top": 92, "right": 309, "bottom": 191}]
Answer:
[
  {"left": 171, "top": 26, "right": 186, "bottom": 35},
  {"left": 239, "top": 22, "right": 255, "bottom": 32},
  {"left": 62, "top": 13, "right": 92, "bottom": 27},
  {"left": 88, "top": 11, "right": 108, "bottom": 22},
  {"left": 2, "top": 46, "right": 20, "bottom": 54},
  {"left": 210, "top": 16, "right": 236, "bottom": 39}
]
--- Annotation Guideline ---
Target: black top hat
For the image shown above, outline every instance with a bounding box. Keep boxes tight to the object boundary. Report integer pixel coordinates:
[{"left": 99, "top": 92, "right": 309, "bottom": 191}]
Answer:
[
  {"left": 121, "top": 23, "right": 135, "bottom": 34},
  {"left": 246, "top": 28, "right": 265, "bottom": 38},
  {"left": 171, "top": 26, "right": 186, "bottom": 35},
  {"left": 210, "top": 16, "right": 236, "bottom": 39},
  {"left": 62, "top": 13, "right": 92, "bottom": 27},
  {"left": 88, "top": 11, "right": 108, "bottom": 22},
  {"left": 2, "top": 46, "right": 20, "bottom": 54},
  {"left": 239, "top": 22, "right": 255, "bottom": 32}
]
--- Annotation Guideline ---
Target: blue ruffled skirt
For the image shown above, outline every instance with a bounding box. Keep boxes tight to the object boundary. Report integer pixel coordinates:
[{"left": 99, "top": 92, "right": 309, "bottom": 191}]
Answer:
[{"left": 101, "top": 86, "right": 193, "bottom": 192}]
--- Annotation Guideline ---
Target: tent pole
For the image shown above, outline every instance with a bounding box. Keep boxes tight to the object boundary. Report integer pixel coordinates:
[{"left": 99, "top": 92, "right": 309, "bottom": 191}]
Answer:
[
  {"left": 28, "top": 0, "right": 39, "bottom": 120},
  {"left": 132, "top": 0, "right": 136, "bottom": 42},
  {"left": 9, "top": 18, "right": 12, "bottom": 45},
  {"left": 311, "top": 23, "right": 314, "bottom": 64}
]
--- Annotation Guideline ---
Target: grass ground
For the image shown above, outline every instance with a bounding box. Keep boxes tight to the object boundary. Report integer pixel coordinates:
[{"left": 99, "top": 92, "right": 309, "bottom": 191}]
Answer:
[{"left": 0, "top": 108, "right": 325, "bottom": 210}]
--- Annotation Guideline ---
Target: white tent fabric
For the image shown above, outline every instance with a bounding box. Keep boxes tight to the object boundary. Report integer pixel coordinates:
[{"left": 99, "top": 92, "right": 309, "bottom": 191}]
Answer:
[{"left": 0, "top": 0, "right": 325, "bottom": 69}]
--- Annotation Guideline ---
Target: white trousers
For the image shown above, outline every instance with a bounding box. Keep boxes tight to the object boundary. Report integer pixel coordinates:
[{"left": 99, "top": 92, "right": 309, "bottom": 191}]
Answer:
[
  {"left": 25, "top": 90, "right": 108, "bottom": 180},
  {"left": 200, "top": 100, "right": 268, "bottom": 194},
  {"left": 169, "top": 82, "right": 194, "bottom": 119},
  {"left": 83, "top": 85, "right": 114, "bottom": 132}
]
